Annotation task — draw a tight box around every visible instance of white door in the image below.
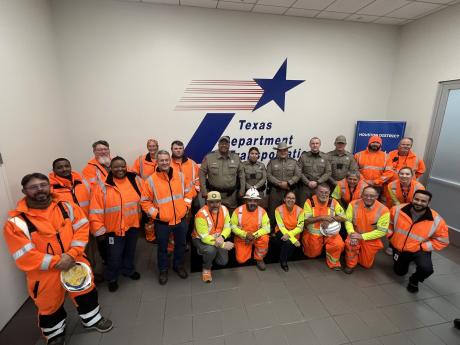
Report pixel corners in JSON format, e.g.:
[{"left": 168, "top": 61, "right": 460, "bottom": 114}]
[{"left": 0, "top": 155, "right": 28, "bottom": 330}]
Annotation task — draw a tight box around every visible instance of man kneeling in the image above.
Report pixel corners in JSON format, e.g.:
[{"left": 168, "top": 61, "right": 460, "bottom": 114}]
[
  {"left": 192, "top": 191, "right": 234, "bottom": 283},
  {"left": 231, "top": 188, "right": 270, "bottom": 270}
]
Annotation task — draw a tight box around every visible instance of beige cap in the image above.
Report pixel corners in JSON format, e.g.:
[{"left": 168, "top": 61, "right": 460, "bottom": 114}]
[
  {"left": 218, "top": 136, "right": 230, "bottom": 143},
  {"left": 273, "top": 142, "right": 292, "bottom": 150},
  {"left": 207, "top": 191, "right": 222, "bottom": 201},
  {"left": 335, "top": 135, "right": 347, "bottom": 144}
]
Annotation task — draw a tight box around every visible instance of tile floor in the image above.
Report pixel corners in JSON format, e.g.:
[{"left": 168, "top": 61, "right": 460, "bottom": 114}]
[{"left": 3, "top": 240, "right": 460, "bottom": 345}]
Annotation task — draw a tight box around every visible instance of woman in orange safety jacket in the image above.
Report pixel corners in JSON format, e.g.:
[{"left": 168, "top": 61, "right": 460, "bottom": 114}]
[
  {"left": 89, "top": 157, "right": 143, "bottom": 292},
  {"left": 274, "top": 191, "right": 304, "bottom": 272},
  {"left": 383, "top": 167, "right": 425, "bottom": 208}
]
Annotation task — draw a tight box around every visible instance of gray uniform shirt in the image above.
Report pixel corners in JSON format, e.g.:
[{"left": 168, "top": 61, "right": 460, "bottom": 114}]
[
  {"left": 297, "top": 151, "right": 331, "bottom": 185},
  {"left": 267, "top": 157, "right": 301, "bottom": 187},
  {"left": 242, "top": 161, "right": 267, "bottom": 191},
  {"left": 327, "top": 149, "right": 359, "bottom": 183}
]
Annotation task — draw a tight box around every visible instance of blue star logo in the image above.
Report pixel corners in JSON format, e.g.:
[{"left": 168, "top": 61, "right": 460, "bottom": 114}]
[{"left": 253, "top": 59, "right": 305, "bottom": 112}]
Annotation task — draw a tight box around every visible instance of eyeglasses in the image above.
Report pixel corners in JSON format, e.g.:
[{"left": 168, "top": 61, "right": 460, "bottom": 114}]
[{"left": 25, "top": 183, "right": 50, "bottom": 191}]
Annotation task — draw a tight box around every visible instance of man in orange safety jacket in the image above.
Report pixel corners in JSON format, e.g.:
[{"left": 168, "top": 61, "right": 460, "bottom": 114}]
[
  {"left": 3, "top": 173, "right": 112, "bottom": 345},
  {"left": 389, "top": 190, "right": 449, "bottom": 293},
  {"left": 354, "top": 136, "right": 388, "bottom": 187},
  {"left": 343, "top": 186, "right": 390, "bottom": 274},
  {"left": 82, "top": 140, "right": 111, "bottom": 185}
]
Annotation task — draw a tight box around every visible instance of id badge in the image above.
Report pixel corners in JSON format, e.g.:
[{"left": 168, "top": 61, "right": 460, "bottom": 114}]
[
  {"left": 109, "top": 237, "right": 115, "bottom": 245},
  {"left": 393, "top": 253, "right": 399, "bottom": 261}
]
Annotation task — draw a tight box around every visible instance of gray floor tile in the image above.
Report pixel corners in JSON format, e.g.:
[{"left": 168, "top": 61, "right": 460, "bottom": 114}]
[
  {"left": 360, "top": 285, "right": 397, "bottom": 307},
  {"left": 240, "top": 285, "right": 269, "bottom": 306},
  {"left": 262, "top": 281, "right": 292, "bottom": 301},
  {"left": 246, "top": 302, "right": 277, "bottom": 330},
  {"left": 404, "top": 327, "right": 446, "bottom": 345},
  {"left": 443, "top": 292, "right": 460, "bottom": 309},
  {"left": 351, "top": 339, "right": 382, "bottom": 345},
  {"left": 191, "top": 275, "right": 220, "bottom": 295},
  {"left": 378, "top": 333, "right": 415, "bottom": 345},
  {"left": 221, "top": 307, "right": 250, "bottom": 335},
  {"left": 68, "top": 331, "right": 102, "bottom": 345},
  {"left": 194, "top": 336, "right": 225, "bottom": 345},
  {"left": 429, "top": 322, "right": 460, "bottom": 345},
  {"left": 380, "top": 301, "right": 445, "bottom": 331},
  {"left": 131, "top": 319, "right": 163, "bottom": 345},
  {"left": 254, "top": 325, "right": 289, "bottom": 345},
  {"left": 284, "top": 276, "right": 315, "bottom": 297},
  {"left": 224, "top": 330, "right": 255, "bottom": 345},
  {"left": 356, "top": 308, "right": 399, "bottom": 337},
  {"left": 295, "top": 295, "right": 330, "bottom": 321},
  {"left": 257, "top": 266, "right": 283, "bottom": 283},
  {"left": 166, "top": 275, "right": 192, "bottom": 296},
  {"left": 140, "top": 279, "right": 168, "bottom": 301},
  {"left": 308, "top": 317, "right": 349, "bottom": 345},
  {"left": 218, "top": 288, "right": 243, "bottom": 310},
  {"left": 108, "top": 299, "right": 140, "bottom": 327},
  {"left": 423, "top": 297, "right": 460, "bottom": 321},
  {"left": 271, "top": 299, "right": 304, "bottom": 324},
  {"left": 379, "top": 281, "right": 438, "bottom": 304},
  {"left": 137, "top": 297, "right": 166, "bottom": 321},
  {"left": 99, "top": 326, "right": 134, "bottom": 345},
  {"left": 425, "top": 273, "right": 460, "bottom": 296},
  {"left": 334, "top": 313, "right": 376, "bottom": 342},
  {"left": 306, "top": 275, "right": 356, "bottom": 295},
  {"left": 402, "top": 301, "right": 446, "bottom": 326},
  {"left": 193, "top": 311, "right": 224, "bottom": 340},
  {"left": 165, "top": 294, "right": 192, "bottom": 317},
  {"left": 318, "top": 290, "right": 374, "bottom": 316},
  {"left": 192, "top": 291, "right": 221, "bottom": 314},
  {"left": 282, "top": 321, "right": 321, "bottom": 345},
  {"left": 163, "top": 315, "right": 193, "bottom": 345}
]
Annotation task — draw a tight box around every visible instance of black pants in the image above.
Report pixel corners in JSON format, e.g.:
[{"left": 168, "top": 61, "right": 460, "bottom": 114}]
[
  {"left": 274, "top": 231, "right": 296, "bottom": 264},
  {"left": 393, "top": 250, "right": 434, "bottom": 283}
]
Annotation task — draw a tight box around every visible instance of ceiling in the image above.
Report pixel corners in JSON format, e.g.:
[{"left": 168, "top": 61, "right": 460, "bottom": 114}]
[{"left": 120, "top": 0, "right": 459, "bottom": 25}]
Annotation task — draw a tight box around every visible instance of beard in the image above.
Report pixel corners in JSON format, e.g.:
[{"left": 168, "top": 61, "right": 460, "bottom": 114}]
[{"left": 97, "top": 155, "right": 111, "bottom": 167}]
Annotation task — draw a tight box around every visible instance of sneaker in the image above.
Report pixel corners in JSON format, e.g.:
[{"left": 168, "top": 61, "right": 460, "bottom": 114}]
[
  {"left": 407, "top": 280, "right": 419, "bottom": 293},
  {"left": 48, "top": 335, "right": 65, "bottom": 345},
  {"left": 385, "top": 247, "right": 393, "bottom": 256},
  {"left": 127, "top": 272, "right": 141, "bottom": 280},
  {"left": 343, "top": 267, "right": 354, "bottom": 274},
  {"left": 174, "top": 266, "right": 188, "bottom": 279},
  {"left": 159, "top": 271, "right": 168, "bottom": 285},
  {"left": 85, "top": 317, "right": 113, "bottom": 333},
  {"left": 280, "top": 262, "right": 289, "bottom": 272},
  {"left": 202, "top": 270, "right": 212, "bottom": 283},
  {"left": 256, "top": 260, "right": 266, "bottom": 271},
  {"left": 108, "top": 281, "right": 118, "bottom": 292},
  {"left": 454, "top": 319, "right": 460, "bottom": 329}
]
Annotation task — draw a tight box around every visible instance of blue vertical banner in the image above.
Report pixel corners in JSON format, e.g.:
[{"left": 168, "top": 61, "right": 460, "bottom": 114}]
[{"left": 353, "top": 121, "right": 406, "bottom": 154}]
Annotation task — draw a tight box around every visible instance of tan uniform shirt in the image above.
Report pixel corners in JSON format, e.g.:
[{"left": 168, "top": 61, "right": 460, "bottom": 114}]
[
  {"left": 327, "top": 150, "right": 359, "bottom": 183},
  {"left": 199, "top": 151, "right": 245, "bottom": 195},
  {"left": 267, "top": 157, "right": 301, "bottom": 187},
  {"left": 242, "top": 161, "right": 267, "bottom": 191},
  {"left": 298, "top": 151, "right": 331, "bottom": 185}
]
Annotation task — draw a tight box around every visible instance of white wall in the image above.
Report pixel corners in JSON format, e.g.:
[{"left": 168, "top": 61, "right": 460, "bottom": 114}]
[
  {"left": 387, "top": 3, "right": 460, "bottom": 156},
  {"left": 0, "top": 0, "right": 67, "bottom": 330},
  {"left": 50, "top": 0, "right": 400, "bottom": 169}
]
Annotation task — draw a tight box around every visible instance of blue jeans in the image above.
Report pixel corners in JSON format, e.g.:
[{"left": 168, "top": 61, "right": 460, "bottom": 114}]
[
  {"left": 105, "top": 228, "right": 138, "bottom": 282},
  {"left": 155, "top": 219, "right": 187, "bottom": 272}
]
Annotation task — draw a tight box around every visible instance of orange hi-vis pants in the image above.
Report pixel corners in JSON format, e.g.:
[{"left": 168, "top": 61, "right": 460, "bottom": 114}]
[
  {"left": 234, "top": 235, "right": 269, "bottom": 263},
  {"left": 345, "top": 237, "right": 383, "bottom": 269},
  {"left": 302, "top": 232, "right": 344, "bottom": 268}
]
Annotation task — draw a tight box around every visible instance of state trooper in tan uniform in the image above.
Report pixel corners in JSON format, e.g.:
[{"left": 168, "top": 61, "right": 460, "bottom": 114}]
[
  {"left": 327, "top": 135, "right": 359, "bottom": 186},
  {"left": 199, "top": 136, "right": 245, "bottom": 214},
  {"left": 296, "top": 137, "right": 331, "bottom": 206},
  {"left": 266, "top": 142, "right": 301, "bottom": 227}
]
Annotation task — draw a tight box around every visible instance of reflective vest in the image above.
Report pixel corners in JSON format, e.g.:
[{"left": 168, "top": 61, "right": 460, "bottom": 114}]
[
  {"left": 89, "top": 172, "right": 142, "bottom": 236},
  {"left": 354, "top": 149, "right": 387, "bottom": 185},
  {"left": 141, "top": 167, "right": 193, "bottom": 225},
  {"left": 345, "top": 199, "right": 389, "bottom": 241},
  {"left": 389, "top": 204, "right": 449, "bottom": 252},
  {"left": 230, "top": 205, "right": 270, "bottom": 238},
  {"left": 304, "top": 196, "right": 344, "bottom": 235},
  {"left": 385, "top": 180, "right": 425, "bottom": 208},
  {"left": 171, "top": 157, "right": 200, "bottom": 197},
  {"left": 383, "top": 150, "right": 426, "bottom": 182},
  {"left": 4, "top": 198, "right": 89, "bottom": 272},
  {"left": 275, "top": 204, "right": 304, "bottom": 243},
  {"left": 192, "top": 205, "right": 230, "bottom": 241},
  {"left": 82, "top": 158, "right": 109, "bottom": 185},
  {"left": 333, "top": 179, "right": 367, "bottom": 206},
  {"left": 132, "top": 154, "right": 157, "bottom": 180},
  {"left": 49, "top": 171, "right": 91, "bottom": 215}
]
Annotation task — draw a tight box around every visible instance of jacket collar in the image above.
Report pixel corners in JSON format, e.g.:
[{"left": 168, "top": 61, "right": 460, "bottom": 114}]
[{"left": 401, "top": 203, "right": 434, "bottom": 223}]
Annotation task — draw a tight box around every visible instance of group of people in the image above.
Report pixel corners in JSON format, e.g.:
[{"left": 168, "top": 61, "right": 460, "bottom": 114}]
[{"left": 2, "top": 134, "right": 455, "bottom": 345}]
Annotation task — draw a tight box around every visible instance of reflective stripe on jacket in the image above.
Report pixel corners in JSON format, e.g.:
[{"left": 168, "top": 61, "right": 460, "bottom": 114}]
[
  {"left": 383, "top": 150, "right": 426, "bottom": 183},
  {"left": 389, "top": 203, "right": 449, "bottom": 252},
  {"left": 332, "top": 179, "right": 368, "bottom": 206},
  {"left": 354, "top": 150, "right": 387, "bottom": 185},
  {"left": 132, "top": 153, "right": 157, "bottom": 180},
  {"left": 82, "top": 158, "right": 109, "bottom": 185},
  {"left": 345, "top": 199, "right": 389, "bottom": 241},
  {"left": 171, "top": 157, "right": 200, "bottom": 197},
  {"left": 385, "top": 179, "right": 425, "bottom": 208},
  {"left": 275, "top": 204, "right": 304, "bottom": 244},
  {"left": 231, "top": 205, "right": 270, "bottom": 239},
  {"left": 49, "top": 171, "right": 91, "bottom": 215},
  {"left": 303, "top": 196, "right": 344, "bottom": 235},
  {"left": 192, "top": 205, "right": 230, "bottom": 245}
]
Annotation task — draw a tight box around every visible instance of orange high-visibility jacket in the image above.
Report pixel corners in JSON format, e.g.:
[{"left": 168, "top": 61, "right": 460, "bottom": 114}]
[
  {"left": 230, "top": 205, "right": 271, "bottom": 238},
  {"left": 332, "top": 179, "right": 368, "bottom": 206},
  {"left": 192, "top": 205, "right": 231, "bottom": 245},
  {"left": 275, "top": 204, "right": 305, "bottom": 243},
  {"left": 383, "top": 150, "right": 426, "bottom": 183},
  {"left": 141, "top": 167, "right": 194, "bottom": 225},
  {"left": 131, "top": 153, "right": 157, "bottom": 180},
  {"left": 82, "top": 158, "right": 109, "bottom": 185},
  {"left": 89, "top": 172, "right": 143, "bottom": 237},
  {"left": 354, "top": 149, "right": 388, "bottom": 186},
  {"left": 171, "top": 157, "right": 200, "bottom": 197},
  {"left": 345, "top": 199, "right": 389, "bottom": 240},
  {"left": 384, "top": 179, "right": 425, "bottom": 208},
  {"left": 389, "top": 203, "right": 449, "bottom": 252},
  {"left": 3, "top": 198, "right": 90, "bottom": 273},
  {"left": 49, "top": 171, "right": 91, "bottom": 215},
  {"left": 304, "top": 196, "right": 345, "bottom": 234}
]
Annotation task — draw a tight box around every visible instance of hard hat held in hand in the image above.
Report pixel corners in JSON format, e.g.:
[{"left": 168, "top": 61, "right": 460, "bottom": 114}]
[
  {"left": 320, "top": 221, "right": 341, "bottom": 236},
  {"left": 243, "top": 187, "right": 261, "bottom": 200}
]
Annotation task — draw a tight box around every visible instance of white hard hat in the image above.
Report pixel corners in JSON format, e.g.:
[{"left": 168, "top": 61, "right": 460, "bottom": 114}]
[
  {"left": 243, "top": 187, "right": 261, "bottom": 200},
  {"left": 320, "top": 221, "right": 341, "bottom": 236}
]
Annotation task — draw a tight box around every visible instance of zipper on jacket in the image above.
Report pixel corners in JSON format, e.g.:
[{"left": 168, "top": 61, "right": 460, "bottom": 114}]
[
  {"left": 167, "top": 176, "right": 177, "bottom": 224},
  {"left": 33, "top": 281, "right": 40, "bottom": 299},
  {"left": 56, "top": 232, "right": 65, "bottom": 253}
]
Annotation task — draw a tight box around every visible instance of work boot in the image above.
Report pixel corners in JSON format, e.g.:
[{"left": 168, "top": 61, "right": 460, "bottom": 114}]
[
  {"left": 174, "top": 266, "right": 188, "bottom": 279},
  {"left": 48, "top": 335, "right": 65, "bottom": 345},
  {"left": 332, "top": 266, "right": 342, "bottom": 272},
  {"left": 256, "top": 260, "right": 266, "bottom": 271},
  {"left": 126, "top": 272, "right": 141, "bottom": 280},
  {"left": 159, "top": 271, "right": 168, "bottom": 285},
  {"left": 108, "top": 281, "right": 118, "bottom": 292},
  {"left": 407, "top": 277, "right": 419, "bottom": 293},
  {"left": 343, "top": 267, "right": 354, "bottom": 274},
  {"left": 202, "top": 269, "right": 212, "bottom": 283},
  {"left": 85, "top": 317, "right": 113, "bottom": 333},
  {"left": 280, "top": 262, "right": 289, "bottom": 272},
  {"left": 454, "top": 319, "right": 460, "bottom": 329}
]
